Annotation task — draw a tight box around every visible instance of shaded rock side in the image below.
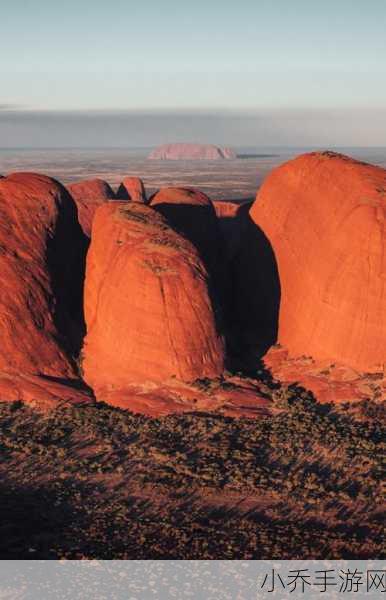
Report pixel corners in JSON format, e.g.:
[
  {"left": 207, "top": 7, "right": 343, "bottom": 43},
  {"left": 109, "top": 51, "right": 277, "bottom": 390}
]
[{"left": 149, "top": 187, "right": 221, "bottom": 265}]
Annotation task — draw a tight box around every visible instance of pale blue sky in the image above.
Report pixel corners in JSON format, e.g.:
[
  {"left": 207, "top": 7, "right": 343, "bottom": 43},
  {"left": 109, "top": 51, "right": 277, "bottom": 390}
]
[{"left": 1, "top": 0, "right": 386, "bottom": 145}]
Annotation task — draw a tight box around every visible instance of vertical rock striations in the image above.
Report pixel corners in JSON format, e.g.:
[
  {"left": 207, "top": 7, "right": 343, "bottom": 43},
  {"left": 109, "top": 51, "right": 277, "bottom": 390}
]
[{"left": 82, "top": 202, "right": 225, "bottom": 394}]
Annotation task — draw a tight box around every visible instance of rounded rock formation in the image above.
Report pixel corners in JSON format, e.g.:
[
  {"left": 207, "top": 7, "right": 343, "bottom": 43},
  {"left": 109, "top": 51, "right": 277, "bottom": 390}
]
[
  {"left": 82, "top": 202, "right": 225, "bottom": 393},
  {"left": 67, "top": 178, "right": 115, "bottom": 236},
  {"left": 0, "top": 172, "right": 87, "bottom": 380},
  {"left": 250, "top": 151, "right": 386, "bottom": 371},
  {"left": 116, "top": 176, "right": 147, "bottom": 203},
  {"left": 148, "top": 143, "right": 236, "bottom": 160}
]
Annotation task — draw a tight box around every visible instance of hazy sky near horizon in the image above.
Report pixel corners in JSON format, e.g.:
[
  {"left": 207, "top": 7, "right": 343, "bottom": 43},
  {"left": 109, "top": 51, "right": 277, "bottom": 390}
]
[{"left": 1, "top": 0, "right": 386, "bottom": 146}]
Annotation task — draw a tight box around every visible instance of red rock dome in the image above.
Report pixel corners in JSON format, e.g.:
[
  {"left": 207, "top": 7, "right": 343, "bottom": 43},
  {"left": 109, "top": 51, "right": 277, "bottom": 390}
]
[
  {"left": 67, "top": 178, "right": 115, "bottom": 236},
  {"left": 0, "top": 172, "right": 87, "bottom": 380},
  {"left": 150, "top": 186, "right": 213, "bottom": 208},
  {"left": 250, "top": 151, "right": 386, "bottom": 371},
  {"left": 82, "top": 202, "right": 225, "bottom": 393}
]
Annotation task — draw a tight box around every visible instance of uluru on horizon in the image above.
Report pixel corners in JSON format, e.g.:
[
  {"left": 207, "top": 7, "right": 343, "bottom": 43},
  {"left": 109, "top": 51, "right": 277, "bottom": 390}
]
[{"left": 148, "top": 143, "right": 236, "bottom": 160}]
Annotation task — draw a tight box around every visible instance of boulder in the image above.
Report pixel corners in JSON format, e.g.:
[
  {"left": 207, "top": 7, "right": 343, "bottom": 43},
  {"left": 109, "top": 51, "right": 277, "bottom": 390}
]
[
  {"left": 116, "top": 177, "right": 147, "bottom": 203},
  {"left": 0, "top": 172, "right": 88, "bottom": 403},
  {"left": 250, "top": 151, "right": 386, "bottom": 371},
  {"left": 148, "top": 143, "right": 236, "bottom": 160},
  {"left": 67, "top": 178, "right": 115, "bottom": 236},
  {"left": 82, "top": 202, "right": 225, "bottom": 394}
]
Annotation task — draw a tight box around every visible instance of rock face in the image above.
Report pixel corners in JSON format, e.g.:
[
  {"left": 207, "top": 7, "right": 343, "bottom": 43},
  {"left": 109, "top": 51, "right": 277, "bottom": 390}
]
[
  {"left": 0, "top": 172, "right": 87, "bottom": 381},
  {"left": 97, "top": 377, "right": 271, "bottom": 418},
  {"left": 0, "top": 373, "right": 93, "bottom": 411},
  {"left": 229, "top": 203, "right": 280, "bottom": 365},
  {"left": 67, "top": 178, "right": 115, "bottom": 236},
  {"left": 213, "top": 200, "right": 241, "bottom": 219},
  {"left": 250, "top": 151, "right": 386, "bottom": 371},
  {"left": 213, "top": 200, "right": 252, "bottom": 260},
  {"left": 212, "top": 199, "right": 271, "bottom": 364},
  {"left": 149, "top": 187, "right": 221, "bottom": 264},
  {"left": 150, "top": 187, "right": 227, "bottom": 317},
  {"left": 148, "top": 143, "right": 236, "bottom": 160},
  {"left": 116, "top": 177, "right": 147, "bottom": 203},
  {"left": 82, "top": 202, "right": 225, "bottom": 393}
]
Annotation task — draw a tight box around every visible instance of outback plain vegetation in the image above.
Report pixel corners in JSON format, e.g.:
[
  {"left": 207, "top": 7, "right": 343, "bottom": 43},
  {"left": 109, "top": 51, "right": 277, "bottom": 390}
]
[{"left": 0, "top": 386, "right": 384, "bottom": 559}]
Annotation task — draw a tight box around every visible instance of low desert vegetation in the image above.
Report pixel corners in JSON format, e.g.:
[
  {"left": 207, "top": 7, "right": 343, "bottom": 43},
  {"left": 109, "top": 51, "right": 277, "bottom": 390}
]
[{"left": 0, "top": 391, "right": 384, "bottom": 559}]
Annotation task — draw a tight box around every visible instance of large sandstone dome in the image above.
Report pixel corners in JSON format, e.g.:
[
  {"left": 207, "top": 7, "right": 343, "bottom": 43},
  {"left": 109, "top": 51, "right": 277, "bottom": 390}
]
[
  {"left": 67, "top": 178, "right": 116, "bottom": 236},
  {"left": 148, "top": 143, "right": 236, "bottom": 160},
  {"left": 82, "top": 202, "right": 225, "bottom": 391},
  {"left": 250, "top": 151, "right": 386, "bottom": 371},
  {"left": 0, "top": 172, "right": 87, "bottom": 378}
]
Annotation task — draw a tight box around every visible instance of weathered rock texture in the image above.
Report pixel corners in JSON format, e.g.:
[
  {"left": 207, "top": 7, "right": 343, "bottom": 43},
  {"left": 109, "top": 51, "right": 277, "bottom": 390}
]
[
  {"left": 0, "top": 172, "right": 87, "bottom": 382},
  {"left": 82, "top": 202, "right": 225, "bottom": 393},
  {"left": 148, "top": 143, "right": 236, "bottom": 160},
  {"left": 250, "top": 151, "right": 386, "bottom": 371},
  {"left": 116, "top": 177, "right": 147, "bottom": 203},
  {"left": 67, "top": 178, "right": 115, "bottom": 236}
]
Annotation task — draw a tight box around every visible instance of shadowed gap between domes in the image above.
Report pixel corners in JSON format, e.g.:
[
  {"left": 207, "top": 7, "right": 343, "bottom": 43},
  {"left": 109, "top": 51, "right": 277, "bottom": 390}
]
[
  {"left": 45, "top": 192, "right": 88, "bottom": 361},
  {"left": 229, "top": 211, "right": 281, "bottom": 370}
]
